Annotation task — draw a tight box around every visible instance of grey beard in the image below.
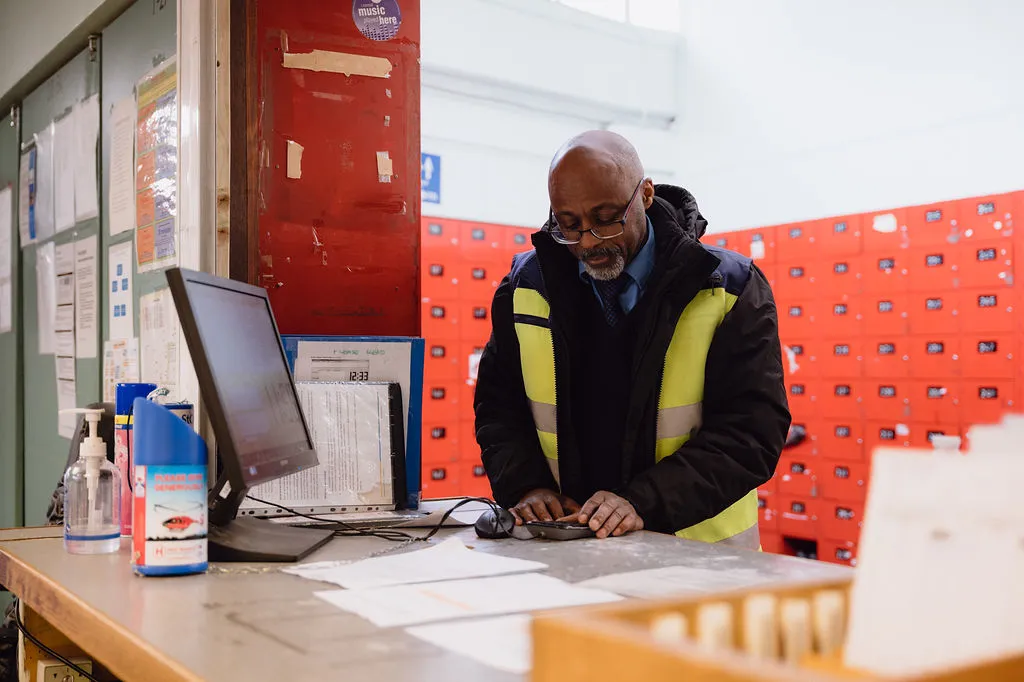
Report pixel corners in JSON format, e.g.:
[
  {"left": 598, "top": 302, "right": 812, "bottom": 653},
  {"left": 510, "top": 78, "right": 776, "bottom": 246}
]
[{"left": 580, "top": 250, "right": 626, "bottom": 281}]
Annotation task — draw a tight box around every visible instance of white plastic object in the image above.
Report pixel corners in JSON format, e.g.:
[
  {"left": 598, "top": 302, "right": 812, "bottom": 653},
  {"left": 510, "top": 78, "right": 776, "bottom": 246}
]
[
  {"left": 812, "top": 590, "right": 846, "bottom": 656},
  {"left": 696, "top": 602, "right": 734, "bottom": 652},
  {"left": 780, "top": 598, "right": 813, "bottom": 664},
  {"left": 61, "top": 408, "right": 120, "bottom": 555},
  {"left": 650, "top": 612, "right": 688, "bottom": 644},
  {"left": 743, "top": 594, "right": 779, "bottom": 658}
]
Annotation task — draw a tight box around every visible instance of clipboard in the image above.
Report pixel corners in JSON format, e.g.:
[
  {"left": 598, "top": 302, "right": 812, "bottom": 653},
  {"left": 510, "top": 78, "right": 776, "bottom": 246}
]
[{"left": 240, "top": 381, "right": 408, "bottom": 517}]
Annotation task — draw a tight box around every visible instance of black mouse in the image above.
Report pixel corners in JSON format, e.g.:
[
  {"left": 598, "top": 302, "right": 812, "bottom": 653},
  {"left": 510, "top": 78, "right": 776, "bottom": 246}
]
[{"left": 474, "top": 508, "right": 517, "bottom": 539}]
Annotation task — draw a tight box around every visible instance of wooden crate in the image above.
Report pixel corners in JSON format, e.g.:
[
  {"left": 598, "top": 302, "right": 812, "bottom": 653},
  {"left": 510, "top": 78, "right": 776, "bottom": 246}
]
[{"left": 532, "top": 578, "right": 1024, "bottom": 682}]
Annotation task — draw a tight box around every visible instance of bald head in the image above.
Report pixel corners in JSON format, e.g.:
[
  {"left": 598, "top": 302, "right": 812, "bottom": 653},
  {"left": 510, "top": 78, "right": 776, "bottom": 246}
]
[
  {"left": 547, "top": 131, "right": 654, "bottom": 280},
  {"left": 549, "top": 130, "right": 644, "bottom": 185}
]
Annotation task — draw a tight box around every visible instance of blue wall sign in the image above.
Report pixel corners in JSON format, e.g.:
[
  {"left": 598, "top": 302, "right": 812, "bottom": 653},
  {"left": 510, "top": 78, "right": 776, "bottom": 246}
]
[{"left": 421, "top": 153, "right": 441, "bottom": 204}]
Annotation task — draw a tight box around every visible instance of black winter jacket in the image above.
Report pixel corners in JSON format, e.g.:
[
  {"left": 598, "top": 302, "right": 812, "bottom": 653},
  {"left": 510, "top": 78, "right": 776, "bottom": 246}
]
[{"left": 473, "top": 185, "right": 791, "bottom": 534}]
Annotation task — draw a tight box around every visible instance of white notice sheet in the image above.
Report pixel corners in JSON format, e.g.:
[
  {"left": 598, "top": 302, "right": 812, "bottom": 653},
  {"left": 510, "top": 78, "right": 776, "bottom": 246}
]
[
  {"left": 139, "top": 288, "right": 178, "bottom": 395},
  {"left": 73, "top": 95, "right": 100, "bottom": 222},
  {"left": 314, "top": 573, "right": 622, "bottom": 628},
  {"left": 52, "top": 112, "right": 77, "bottom": 233},
  {"left": 107, "top": 241, "right": 134, "bottom": 340},
  {"left": 74, "top": 235, "right": 98, "bottom": 358},
  {"left": 108, "top": 96, "right": 136, "bottom": 236},
  {"left": 35, "top": 241, "right": 56, "bottom": 353},
  {"left": 54, "top": 241, "right": 77, "bottom": 436},
  {"left": 33, "top": 124, "right": 55, "bottom": 242},
  {"left": 284, "top": 537, "right": 546, "bottom": 590},
  {"left": 103, "top": 337, "right": 140, "bottom": 402},
  {"left": 0, "top": 187, "right": 12, "bottom": 333}
]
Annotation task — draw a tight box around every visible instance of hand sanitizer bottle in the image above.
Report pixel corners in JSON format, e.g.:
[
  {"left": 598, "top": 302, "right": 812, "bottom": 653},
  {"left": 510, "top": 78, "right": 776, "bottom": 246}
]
[{"left": 62, "top": 408, "right": 121, "bottom": 554}]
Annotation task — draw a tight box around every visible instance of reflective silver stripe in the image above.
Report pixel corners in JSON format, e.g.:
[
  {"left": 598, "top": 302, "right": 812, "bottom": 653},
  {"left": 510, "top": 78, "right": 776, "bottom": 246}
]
[
  {"left": 546, "top": 457, "right": 560, "bottom": 486},
  {"left": 657, "top": 402, "right": 703, "bottom": 440},
  {"left": 714, "top": 522, "right": 760, "bottom": 550},
  {"left": 529, "top": 400, "right": 558, "bottom": 434}
]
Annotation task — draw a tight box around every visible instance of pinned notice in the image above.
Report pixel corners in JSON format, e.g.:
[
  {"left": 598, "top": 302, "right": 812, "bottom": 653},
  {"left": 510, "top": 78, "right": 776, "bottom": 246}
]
[
  {"left": 282, "top": 46, "right": 392, "bottom": 78},
  {"left": 286, "top": 140, "right": 303, "bottom": 179}
]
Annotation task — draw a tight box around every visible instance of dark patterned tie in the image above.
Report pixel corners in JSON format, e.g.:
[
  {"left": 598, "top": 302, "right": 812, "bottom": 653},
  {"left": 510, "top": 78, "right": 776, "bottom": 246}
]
[{"left": 593, "top": 277, "right": 629, "bottom": 327}]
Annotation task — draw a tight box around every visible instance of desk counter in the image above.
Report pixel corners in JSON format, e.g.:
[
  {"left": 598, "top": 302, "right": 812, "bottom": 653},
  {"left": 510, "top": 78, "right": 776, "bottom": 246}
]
[{"left": 1, "top": 528, "right": 850, "bottom": 681}]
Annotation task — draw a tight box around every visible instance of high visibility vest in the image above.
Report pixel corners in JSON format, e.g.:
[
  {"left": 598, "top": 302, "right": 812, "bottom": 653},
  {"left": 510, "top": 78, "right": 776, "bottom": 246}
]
[{"left": 512, "top": 284, "right": 760, "bottom": 550}]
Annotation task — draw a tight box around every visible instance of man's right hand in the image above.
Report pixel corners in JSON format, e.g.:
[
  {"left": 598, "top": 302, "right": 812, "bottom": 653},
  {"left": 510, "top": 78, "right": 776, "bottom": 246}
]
[{"left": 510, "top": 489, "right": 580, "bottom": 525}]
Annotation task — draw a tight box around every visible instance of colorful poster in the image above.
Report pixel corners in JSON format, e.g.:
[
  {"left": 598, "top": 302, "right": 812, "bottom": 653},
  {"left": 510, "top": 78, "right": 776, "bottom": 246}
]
[{"left": 135, "top": 58, "right": 178, "bottom": 273}]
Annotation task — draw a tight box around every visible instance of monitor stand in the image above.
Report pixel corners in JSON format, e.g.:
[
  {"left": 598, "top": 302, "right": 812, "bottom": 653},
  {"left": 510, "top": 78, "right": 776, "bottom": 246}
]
[{"left": 208, "top": 517, "right": 333, "bottom": 562}]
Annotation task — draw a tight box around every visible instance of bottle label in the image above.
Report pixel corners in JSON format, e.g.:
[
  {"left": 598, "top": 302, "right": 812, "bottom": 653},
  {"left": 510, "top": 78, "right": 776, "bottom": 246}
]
[
  {"left": 114, "top": 422, "right": 133, "bottom": 536},
  {"left": 133, "top": 464, "right": 208, "bottom": 569}
]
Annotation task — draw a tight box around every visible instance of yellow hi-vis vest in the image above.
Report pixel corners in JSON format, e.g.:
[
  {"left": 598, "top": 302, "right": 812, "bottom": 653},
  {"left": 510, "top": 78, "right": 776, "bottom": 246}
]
[{"left": 512, "top": 284, "right": 760, "bottom": 550}]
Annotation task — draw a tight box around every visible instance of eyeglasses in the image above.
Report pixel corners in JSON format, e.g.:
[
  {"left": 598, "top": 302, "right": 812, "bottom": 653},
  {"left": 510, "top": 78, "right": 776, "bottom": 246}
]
[{"left": 546, "top": 179, "right": 644, "bottom": 245}]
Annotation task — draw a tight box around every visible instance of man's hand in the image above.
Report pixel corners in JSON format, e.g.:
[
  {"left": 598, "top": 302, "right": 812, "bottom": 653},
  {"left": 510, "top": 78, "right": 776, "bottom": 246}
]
[
  {"left": 511, "top": 489, "right": 580, "bottom": 526},
  {"left": 574, "top": 491, "right": 644, "bottom": 539}
]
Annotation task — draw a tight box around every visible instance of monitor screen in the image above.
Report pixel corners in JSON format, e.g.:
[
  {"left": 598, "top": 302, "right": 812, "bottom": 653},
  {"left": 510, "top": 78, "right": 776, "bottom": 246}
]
[{"left": 181, "top": 275, "right": 317, "bottom": 486}]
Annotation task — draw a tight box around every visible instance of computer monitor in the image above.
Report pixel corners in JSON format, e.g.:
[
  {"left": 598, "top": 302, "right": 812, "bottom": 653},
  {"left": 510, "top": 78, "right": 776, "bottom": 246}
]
[{"left": 166, "top": 268, "right": 333, "bottom": 562}]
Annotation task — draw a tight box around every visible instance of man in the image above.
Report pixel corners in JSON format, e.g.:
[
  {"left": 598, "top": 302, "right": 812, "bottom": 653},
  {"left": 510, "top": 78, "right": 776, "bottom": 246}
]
[{"left": 473, "top": 131, "right": 790, "bottom": 546}]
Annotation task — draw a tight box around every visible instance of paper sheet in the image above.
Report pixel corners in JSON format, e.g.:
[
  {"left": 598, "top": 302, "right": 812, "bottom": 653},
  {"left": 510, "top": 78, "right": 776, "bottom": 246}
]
[
  {"left": 244, "top": 382, "right": 397, "bottom": 509},
  {"left": 295, "top": 340, "right": 414, "bottom": 446},
  {"left": 35, "top": 242, "right": 56, "bottom": 354},
  {"left": 53, "top": 111, "right": 77, "bottom": 233},
  {"left": 285, "top": 537, "right": 546, "bottom": 589},
  {"left": 34, "top": 124, "right": 55, "bottom": 241},
  {"left": 0, "top": 187, "right": 12, "bottom": 333},
  {"left": 407, "top": 615, "right": 532, "bottom": 675},
  {"left": 139, "top": 288, "right": 178, "bottom": 395},
  {"left": 108, "top": 96, "right": 136, "bottom": 236},
  {"left": 107, "top": 241, "right": 134, "bottom": 340},
  {"left": 577, "top": 565, "right": 816, "bottom": 600},
  {"left": 57, "top": 375, "right": 77, "bottom": 438},
  {"left": 316, "top": 572, "right": 622, "bottom": 628},
  {"left": 54, "top": 240, "right": 76, "bottom": 435},
  {"left": 18, "top": 149, "right": 36, "bottom": 246},
  {"left": 103, "top": 337, "right": 140, "bottom": 402},
  {"left": 74, "top": 235, "right": 98, "bottom": 358},
  {"left": 135, "top": 58, "right": 178, "bottom": 273},
  {"left": 73, "top": 95, "right": 100, "bottom": 222},
  {"left": 844, "top": 450, "right": 1024, "bottom": 676}
]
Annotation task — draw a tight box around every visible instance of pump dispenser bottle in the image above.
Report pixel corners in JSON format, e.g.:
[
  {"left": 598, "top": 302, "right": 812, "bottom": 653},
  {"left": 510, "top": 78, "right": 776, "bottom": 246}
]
[{"left": 62, "top": 408, "right": 121, "bottom": 554}]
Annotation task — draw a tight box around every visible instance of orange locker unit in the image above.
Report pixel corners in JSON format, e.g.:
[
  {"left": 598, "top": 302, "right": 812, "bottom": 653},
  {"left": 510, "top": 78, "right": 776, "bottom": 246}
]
[
  {"left": 749, "top": 189, "right": 1023, "bottom": 562},
  {"left": 420, "top": 216, "right": 537, "bottom": 498}
]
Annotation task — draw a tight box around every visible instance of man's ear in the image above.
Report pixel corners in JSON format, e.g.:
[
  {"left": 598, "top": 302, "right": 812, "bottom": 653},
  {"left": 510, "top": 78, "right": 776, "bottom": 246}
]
[{"left": 642, "top": 178, "right": 655, "bottom": 209}]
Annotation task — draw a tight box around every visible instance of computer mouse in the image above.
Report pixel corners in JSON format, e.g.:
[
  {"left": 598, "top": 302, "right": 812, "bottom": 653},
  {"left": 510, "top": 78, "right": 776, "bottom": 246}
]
[{"left": 474, "top": 507, "right": 517, "bottom": 539}]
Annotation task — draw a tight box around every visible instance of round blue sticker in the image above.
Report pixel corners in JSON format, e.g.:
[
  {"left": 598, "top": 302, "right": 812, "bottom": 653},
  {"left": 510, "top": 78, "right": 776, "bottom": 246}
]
[{"left": 353, "top": 0, "right": 402, "bottom": 41}]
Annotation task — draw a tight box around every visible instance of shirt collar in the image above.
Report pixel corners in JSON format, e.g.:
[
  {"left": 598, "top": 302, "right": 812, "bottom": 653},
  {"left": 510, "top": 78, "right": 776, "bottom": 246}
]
[{"left": 578, "top": 216, "right": 656, "bottom": 288}]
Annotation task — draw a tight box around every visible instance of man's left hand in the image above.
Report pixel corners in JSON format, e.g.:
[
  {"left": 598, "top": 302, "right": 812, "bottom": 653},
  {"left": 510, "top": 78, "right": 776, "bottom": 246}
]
[{"left": 573, "top": 491, "right": 643, "bottom": 539}]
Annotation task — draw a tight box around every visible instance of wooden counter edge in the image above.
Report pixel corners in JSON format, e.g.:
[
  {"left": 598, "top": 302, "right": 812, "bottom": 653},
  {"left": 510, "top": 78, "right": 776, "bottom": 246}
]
[{"left": 0, "top": 544, "right": 205, "bottom": 682}]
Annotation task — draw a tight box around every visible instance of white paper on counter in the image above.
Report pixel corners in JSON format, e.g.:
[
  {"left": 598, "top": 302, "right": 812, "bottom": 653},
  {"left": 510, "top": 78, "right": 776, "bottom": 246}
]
[
  {"left": 139, "top": 288, "right": 178, "bottom": 396},
  {"left": 103, "top": 337, "right": 140, "bottom": 402},
  {"left": 74, "top": 235, "right": 98, "bottom": 358},
  {"left": 284, "top": 537, "right": 546, "bottom": 590},
  {"left": 108, "top": 96, "right": 136, "bottom": 236},
  {"left": 407, "top": 615, "right": 533, "bottom": 675},
  {"left": 108, "top": 241, "right": 134, "bottom": 339},
  {"left": 33, "top": 124, "right": 55, "bottom": 242},
  {"left": 52, "top": 111, "right": 77, "bottom": 233},
  {"left": 0, "top": 187, "right": 12, "bottom": 333},
  {"left": 314, "top": 573, "right": 622, "bottom": 628},
  {"left": 35, "top": 242, "right": 57, "bottom": 354},
  {"left": 73, "top": 95, "right": 100, "bottom": 222}
]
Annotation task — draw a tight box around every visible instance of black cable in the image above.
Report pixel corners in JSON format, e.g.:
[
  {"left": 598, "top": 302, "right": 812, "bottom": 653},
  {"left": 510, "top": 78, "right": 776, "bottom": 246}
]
[
  {"left": 11, "top": 598, "right": 100, "bottom": 682},
  {"left": 244, "top": 495, "right": 511, "bottom": 543}
]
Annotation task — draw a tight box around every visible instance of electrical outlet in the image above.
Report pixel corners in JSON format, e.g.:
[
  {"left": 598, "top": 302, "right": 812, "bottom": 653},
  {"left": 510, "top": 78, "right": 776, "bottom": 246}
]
[{"left": 36, "top": 657, "right": 93, "bottom": 681}]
